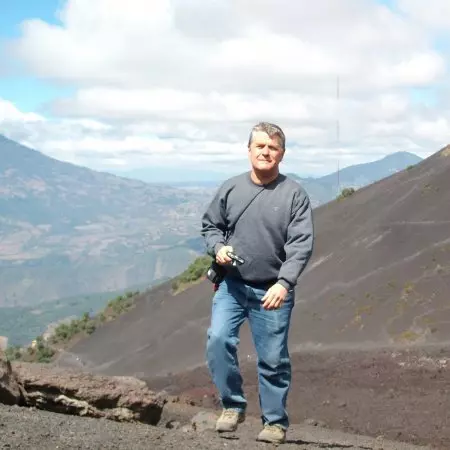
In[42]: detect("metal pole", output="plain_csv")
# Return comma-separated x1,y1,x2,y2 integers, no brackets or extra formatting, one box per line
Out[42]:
336,76,340,195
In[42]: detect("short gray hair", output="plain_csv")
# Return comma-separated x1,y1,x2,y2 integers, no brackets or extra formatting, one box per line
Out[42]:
248,122,286,151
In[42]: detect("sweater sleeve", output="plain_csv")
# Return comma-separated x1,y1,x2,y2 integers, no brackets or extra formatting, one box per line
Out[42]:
201,186,228,257
277,189,314,290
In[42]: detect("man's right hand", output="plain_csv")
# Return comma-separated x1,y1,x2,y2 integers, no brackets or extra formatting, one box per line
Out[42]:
216,245,234,265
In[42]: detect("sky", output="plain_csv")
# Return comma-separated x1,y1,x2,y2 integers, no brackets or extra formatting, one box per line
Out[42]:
1,0,450,180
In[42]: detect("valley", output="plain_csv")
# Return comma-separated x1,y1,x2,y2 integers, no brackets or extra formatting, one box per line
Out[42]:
0,135,210,307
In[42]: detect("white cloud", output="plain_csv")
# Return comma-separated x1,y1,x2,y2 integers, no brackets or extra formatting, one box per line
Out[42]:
414,117,450,143
0,99,44,123
398,0,450,30
2,0,450,177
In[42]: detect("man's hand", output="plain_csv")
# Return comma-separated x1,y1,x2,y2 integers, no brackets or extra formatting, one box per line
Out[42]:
216,245,234,265
262,283,288,310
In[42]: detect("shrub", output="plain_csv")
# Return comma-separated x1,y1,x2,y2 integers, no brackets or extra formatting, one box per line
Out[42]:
172,255,212,291
35,344,55,363
7,290,141,364
5,345,22,361
337,187,356,200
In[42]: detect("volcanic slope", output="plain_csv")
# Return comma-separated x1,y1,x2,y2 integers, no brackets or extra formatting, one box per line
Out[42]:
57,144,450,379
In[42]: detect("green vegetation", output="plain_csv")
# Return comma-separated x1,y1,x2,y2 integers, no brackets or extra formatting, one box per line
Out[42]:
171,255,213,292
0,282,159,347
403,282,415,295
5,290,140,363
5,345,22,361
396,329,421,343
337,187,356,200
48,290,139,345
6,336,55,363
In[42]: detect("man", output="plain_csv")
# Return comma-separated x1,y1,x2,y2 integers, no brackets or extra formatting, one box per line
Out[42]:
201,122,314,444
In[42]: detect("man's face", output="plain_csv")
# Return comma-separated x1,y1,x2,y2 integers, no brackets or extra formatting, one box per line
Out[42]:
248,131,284,173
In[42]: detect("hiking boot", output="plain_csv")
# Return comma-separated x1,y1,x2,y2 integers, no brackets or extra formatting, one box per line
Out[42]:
215,408,245,432
257,424,286,444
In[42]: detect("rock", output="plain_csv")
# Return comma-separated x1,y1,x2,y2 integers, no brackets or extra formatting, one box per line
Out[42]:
12,362,166,425
190,411,218,432
0,337,8,351
111,376,147,389
165,420,181,429
304,418,327,427
0,351,25,406
375,434,386,450
304,418,318,426
387,388,395,399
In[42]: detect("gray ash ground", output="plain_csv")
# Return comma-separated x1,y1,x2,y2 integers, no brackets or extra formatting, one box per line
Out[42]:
147,346,450,450
0,403,427,450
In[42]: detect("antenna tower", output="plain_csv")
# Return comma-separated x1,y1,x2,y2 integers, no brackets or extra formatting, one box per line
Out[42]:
336,76,340,194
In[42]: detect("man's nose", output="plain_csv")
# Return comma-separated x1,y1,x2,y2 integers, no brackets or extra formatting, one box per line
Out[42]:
261,145,270,154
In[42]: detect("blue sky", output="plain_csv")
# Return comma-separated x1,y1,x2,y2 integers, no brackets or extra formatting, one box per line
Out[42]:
0,0,72,113
0,0,60,38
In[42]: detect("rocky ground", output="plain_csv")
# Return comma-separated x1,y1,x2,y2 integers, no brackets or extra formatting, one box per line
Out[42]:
0,402,430,450
147,346,450,450
0,348,435,450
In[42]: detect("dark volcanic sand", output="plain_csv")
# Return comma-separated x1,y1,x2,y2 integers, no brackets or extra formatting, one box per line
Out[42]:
146,346,450,450
0,402,427,450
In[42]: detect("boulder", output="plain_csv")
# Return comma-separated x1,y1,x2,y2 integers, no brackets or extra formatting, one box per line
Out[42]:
12,362,166,425
190,411,218,432
0,350,25,405
0,336,8,351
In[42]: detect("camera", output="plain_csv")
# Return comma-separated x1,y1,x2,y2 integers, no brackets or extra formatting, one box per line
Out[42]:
206,251,245,284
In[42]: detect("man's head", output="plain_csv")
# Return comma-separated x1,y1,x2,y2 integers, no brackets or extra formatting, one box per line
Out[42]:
247,122,285,177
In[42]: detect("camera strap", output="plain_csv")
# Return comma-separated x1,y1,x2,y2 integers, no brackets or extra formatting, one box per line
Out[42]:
224,186,265,242
209,186,264,291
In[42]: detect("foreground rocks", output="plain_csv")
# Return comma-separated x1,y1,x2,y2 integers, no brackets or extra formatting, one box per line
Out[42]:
0,352,434,449
1,352,165,425
0,350,26,405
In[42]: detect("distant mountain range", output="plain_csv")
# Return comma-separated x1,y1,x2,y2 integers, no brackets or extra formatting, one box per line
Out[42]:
0,135,208,307
118,152,422,208
288,151,422,207
0,133,422,308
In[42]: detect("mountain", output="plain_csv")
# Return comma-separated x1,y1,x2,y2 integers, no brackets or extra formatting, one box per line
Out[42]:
111,166,229,185
115,152,422,208
0,134,423,308
0,135,210,306
289,151,422,206
57,144,450,378
322,151,421,184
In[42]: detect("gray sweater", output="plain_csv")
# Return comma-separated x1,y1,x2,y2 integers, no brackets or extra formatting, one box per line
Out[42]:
201,172,314,290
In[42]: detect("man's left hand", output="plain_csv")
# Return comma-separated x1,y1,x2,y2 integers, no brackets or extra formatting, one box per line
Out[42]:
262,283,288,310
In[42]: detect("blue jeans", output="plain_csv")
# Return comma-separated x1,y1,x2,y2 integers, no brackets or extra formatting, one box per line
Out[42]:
206,276,294,429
